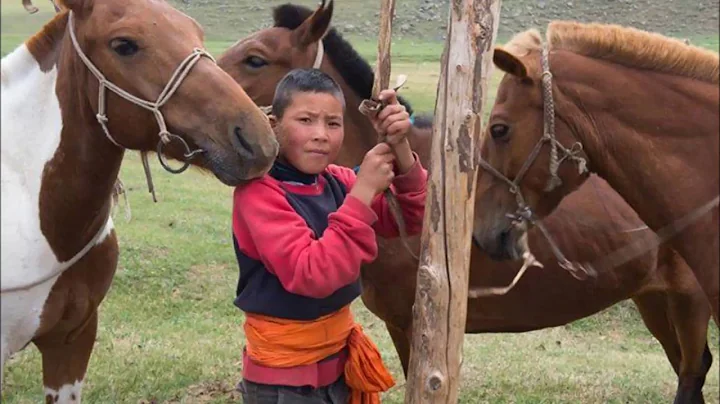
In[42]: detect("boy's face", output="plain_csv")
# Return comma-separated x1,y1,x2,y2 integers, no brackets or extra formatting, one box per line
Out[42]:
271,92,345,175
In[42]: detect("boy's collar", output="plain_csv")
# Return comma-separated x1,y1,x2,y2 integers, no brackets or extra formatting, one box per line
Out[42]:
269,158,318,185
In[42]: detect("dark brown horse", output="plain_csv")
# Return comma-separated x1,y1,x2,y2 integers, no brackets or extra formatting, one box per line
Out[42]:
217,3,713,402
1,0,277,402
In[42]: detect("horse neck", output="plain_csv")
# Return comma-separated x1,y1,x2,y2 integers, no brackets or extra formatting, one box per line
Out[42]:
553,51,719,231
38,25,124,260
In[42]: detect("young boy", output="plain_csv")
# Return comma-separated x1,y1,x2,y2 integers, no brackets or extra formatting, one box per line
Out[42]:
232,68,427,403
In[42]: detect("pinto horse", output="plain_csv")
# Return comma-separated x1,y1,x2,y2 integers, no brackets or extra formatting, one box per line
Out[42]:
217,2,713,402
473,25,719,327
0,0,277,401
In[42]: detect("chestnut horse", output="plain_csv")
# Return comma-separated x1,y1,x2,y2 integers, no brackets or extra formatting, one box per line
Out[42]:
473,24,719,327
1,0,277,402
217,2,713,402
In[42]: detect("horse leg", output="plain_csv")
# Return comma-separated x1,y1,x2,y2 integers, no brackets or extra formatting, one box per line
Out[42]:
633,293,682,375
668,290,713,404
33,310,98,404
385,322,411,378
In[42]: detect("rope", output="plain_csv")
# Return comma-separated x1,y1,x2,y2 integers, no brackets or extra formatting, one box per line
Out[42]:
468,197,719,298
69,11,215,148
540,47,588,192
1,10,212,293
1,220,111,293
111,177,132,222
67,11,214,203
476,43,593,288
580,195,719,276
468,250,544,297
475,42,717,295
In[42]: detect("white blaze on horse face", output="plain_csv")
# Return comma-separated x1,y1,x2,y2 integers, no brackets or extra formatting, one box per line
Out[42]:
44,379,83,403
0,45,114,368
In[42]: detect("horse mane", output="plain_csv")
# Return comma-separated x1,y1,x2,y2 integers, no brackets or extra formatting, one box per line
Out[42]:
25,10,68,55
273,3,434,127
0,9,68,86
504,21,719,85
502,28,543,58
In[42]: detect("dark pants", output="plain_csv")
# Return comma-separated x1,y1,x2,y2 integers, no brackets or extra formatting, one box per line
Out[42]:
237,377,350,404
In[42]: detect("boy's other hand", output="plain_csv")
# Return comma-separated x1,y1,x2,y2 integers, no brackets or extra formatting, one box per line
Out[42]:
373,89,411,146
372,89,416,175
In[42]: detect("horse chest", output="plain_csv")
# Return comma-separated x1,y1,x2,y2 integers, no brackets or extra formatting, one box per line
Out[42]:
1,165,71,358
0,46,79,362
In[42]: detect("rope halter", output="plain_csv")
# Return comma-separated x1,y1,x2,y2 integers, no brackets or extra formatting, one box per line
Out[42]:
2,9,217,294
478,44,593,280
67,11,215,172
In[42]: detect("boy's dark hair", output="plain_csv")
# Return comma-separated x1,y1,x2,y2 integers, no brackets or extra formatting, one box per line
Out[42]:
272,68,346,119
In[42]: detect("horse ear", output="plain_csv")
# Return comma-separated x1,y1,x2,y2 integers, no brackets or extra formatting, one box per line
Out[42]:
290,0,334,49
493,48,529,79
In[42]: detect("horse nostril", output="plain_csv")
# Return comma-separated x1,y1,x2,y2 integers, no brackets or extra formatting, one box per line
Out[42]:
233,127,254,156
499,229,510,248
497,229,513,260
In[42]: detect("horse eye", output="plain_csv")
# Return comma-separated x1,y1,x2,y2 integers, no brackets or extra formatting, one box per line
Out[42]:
490,123,510,140
243,55,268,69
110,38,139,57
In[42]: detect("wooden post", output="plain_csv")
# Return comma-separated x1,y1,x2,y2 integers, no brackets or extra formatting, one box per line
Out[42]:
372,0,396,98
405,1,502,403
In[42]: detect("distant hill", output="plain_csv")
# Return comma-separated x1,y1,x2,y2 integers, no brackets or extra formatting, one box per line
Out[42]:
1,0,716,47
166,0,718,42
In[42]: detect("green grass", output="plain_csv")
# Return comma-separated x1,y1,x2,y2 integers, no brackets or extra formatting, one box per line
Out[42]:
3,157,718,403
3,2,720,403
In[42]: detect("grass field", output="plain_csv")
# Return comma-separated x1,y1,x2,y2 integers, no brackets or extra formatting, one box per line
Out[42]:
2,1,719,403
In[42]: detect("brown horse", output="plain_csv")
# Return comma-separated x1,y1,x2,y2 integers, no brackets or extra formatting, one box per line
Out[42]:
217,2,713,402
472,25,719,326
0,0,277,402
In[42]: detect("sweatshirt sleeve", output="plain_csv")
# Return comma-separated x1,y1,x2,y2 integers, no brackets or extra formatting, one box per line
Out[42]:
232,177,379,299
327,153,428,239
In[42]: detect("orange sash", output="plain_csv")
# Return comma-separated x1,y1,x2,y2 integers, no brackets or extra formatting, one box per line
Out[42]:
244,305,395,403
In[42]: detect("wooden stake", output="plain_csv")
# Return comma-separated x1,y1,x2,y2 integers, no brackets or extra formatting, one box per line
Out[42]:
359,0,420,261
372,0,396,98
404,1,502,403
